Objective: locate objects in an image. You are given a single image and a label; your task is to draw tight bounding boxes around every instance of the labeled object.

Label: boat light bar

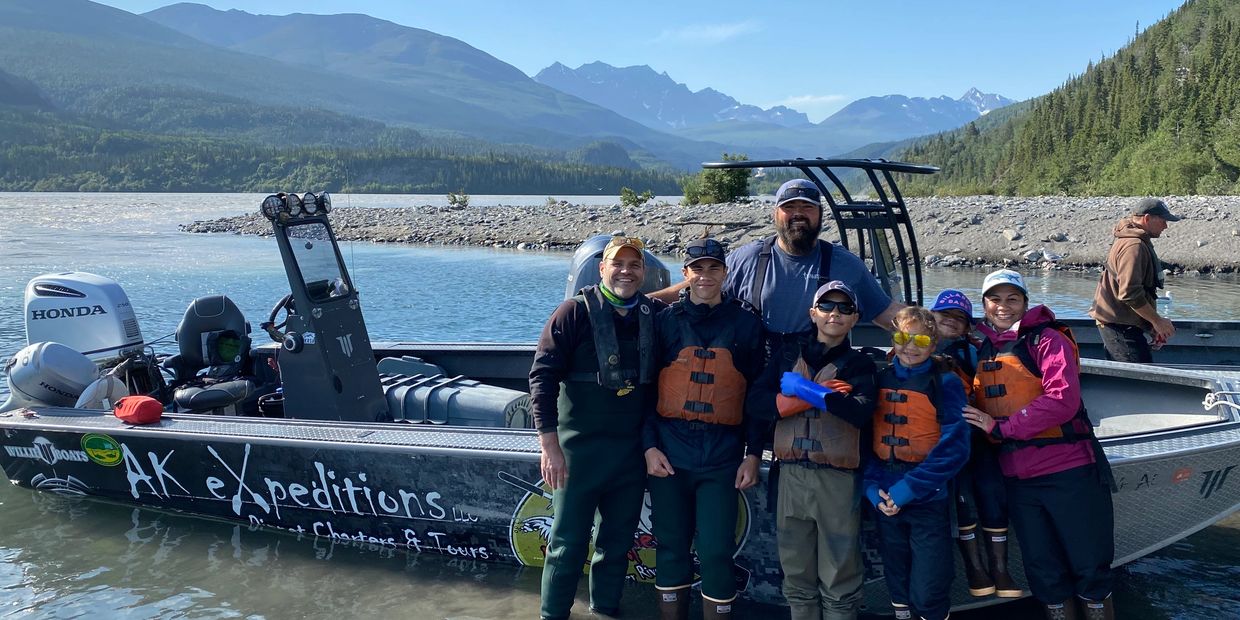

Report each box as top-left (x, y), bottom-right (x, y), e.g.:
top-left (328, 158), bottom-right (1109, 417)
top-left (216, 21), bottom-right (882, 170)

top-left (259, 191), bottom-right (334, 221)
top-left (303, 192), bottom-right (319, 215)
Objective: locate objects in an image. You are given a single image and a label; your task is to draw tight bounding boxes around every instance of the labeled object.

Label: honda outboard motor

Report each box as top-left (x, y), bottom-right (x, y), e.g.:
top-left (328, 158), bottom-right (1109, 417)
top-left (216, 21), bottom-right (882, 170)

top-left (564, 234), bottom-right (671, 300)
top-left (24, 272), bottom-right (144, 365)
top-left (1, 342), bottom-right (100, 412)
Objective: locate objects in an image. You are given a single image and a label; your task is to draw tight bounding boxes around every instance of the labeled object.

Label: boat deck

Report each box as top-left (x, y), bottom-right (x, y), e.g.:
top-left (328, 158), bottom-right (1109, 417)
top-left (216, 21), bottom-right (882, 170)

top-left (0, 408), bottom-right (542, 455)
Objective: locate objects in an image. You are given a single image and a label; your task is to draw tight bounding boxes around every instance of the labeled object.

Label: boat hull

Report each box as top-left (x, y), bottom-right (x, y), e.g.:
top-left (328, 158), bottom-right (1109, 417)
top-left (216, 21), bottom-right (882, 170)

top-left (4, 372), bottom-right (1240, 612)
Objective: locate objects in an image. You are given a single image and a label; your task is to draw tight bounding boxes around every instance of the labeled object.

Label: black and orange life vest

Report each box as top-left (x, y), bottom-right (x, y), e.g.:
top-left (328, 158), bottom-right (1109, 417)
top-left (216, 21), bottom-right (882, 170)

top-left (773, 348), bottom-right (865, 468)
top-left (656, 317), bottom-right (746, 425)
top-left (973, 321), bottom-right (1093, 450)
top-left (872, 364), bottom-right (945, 464)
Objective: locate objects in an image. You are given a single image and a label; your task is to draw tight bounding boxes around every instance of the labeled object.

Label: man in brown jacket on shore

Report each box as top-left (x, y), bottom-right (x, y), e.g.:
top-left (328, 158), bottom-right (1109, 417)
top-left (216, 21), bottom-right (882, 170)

top-left (1089, 198), bottom-right (1181, 362)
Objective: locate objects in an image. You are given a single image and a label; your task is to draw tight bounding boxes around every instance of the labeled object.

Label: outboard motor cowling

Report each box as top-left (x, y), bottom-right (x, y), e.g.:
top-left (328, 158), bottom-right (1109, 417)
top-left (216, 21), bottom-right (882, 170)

top-left (1, 342), bottom-right (100, 412)
top-left (24, 272), bottom-right (144, 365)
top-left (564, 234), bottom-right (671, 300)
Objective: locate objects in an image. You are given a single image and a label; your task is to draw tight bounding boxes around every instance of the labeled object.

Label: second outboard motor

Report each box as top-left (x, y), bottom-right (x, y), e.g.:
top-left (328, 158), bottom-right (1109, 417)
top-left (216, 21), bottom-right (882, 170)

top-left (1, 342), bottom-right (100, 412)
top-left (564, 234), bottom-right (671, 300)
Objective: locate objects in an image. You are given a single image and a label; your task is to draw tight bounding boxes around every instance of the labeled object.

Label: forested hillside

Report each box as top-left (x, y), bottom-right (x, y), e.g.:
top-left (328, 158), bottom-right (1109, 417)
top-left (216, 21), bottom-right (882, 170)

top-left (900, 0), bottom-right (1240, 196)
top-left (0, 107), bottom-right (681, 193)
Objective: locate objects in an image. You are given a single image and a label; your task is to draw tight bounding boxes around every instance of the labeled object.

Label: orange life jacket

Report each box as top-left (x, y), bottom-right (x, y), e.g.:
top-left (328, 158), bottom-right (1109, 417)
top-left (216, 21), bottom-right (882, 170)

top-left (773, 350), bottom-right (863, 469)
top-left (973, 321), bottom-right (1092, 449)
top-left (872, 365), bottom-right (944, 464)
top-left (937, 338), bottom-right (978, 401)
top-left (656, 321), bottom-right (746, 425)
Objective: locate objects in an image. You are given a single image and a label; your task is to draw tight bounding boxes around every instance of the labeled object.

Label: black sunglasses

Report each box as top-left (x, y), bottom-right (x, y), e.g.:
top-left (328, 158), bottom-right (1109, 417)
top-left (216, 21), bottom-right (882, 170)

top-left (685, 240), bottom-right (725, 259)
top-left (815, 300), bottom-right (857, 315)
top-left (778, 186), bottom-right (822, 203)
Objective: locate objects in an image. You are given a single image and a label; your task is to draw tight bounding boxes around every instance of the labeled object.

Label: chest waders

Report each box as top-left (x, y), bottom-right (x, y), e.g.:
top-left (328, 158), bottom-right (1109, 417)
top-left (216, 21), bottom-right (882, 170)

top-left (541, 286), bottom-right (653, 620)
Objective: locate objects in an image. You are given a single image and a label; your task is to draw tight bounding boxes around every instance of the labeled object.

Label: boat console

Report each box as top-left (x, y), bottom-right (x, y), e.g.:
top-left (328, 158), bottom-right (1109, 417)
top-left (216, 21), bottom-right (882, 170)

top-left (258, 192), bottom-right (388, 423)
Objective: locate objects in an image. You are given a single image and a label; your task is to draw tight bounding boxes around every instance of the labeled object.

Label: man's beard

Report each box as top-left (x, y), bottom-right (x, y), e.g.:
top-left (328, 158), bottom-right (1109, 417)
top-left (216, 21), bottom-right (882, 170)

top-left (776, 217), bottom-right (821, 254)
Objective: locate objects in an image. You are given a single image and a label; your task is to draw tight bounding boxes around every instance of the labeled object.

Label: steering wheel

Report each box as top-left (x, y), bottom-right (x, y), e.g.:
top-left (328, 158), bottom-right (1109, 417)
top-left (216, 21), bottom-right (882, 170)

top-left (260, 293), bottom-right (295, 342)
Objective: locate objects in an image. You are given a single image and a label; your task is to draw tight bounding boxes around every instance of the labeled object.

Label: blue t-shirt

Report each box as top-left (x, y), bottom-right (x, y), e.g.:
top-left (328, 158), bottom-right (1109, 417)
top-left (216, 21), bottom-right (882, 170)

top-left (724, 238), bottom-right (891, 333)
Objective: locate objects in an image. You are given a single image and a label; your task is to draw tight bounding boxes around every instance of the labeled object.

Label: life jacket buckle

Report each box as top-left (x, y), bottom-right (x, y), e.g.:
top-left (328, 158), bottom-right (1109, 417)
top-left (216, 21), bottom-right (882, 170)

top-left (792, 438), bottom-right (823, 451)
top-left (689, 371), bottom-right (715, 385)
top-left (693, 349), bottom-right (716, 359)
top-left (981, 361), bottom-right (1003, 372)
top-left (684, 400), bottom-right (714, 414)
top-left (885, 392), bottom-right (909, 403)
top-left (883, 413), bottom-right (908, 425)
top-left (881, 436), bottom-right (910, 447)
top-left (985, 384), bottom-right (1007, 398)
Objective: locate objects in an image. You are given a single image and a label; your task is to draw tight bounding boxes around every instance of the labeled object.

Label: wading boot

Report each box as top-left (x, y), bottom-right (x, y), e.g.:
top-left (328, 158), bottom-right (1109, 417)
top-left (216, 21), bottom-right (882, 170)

top-left (657, 586), bottom-right (690, 620)
top-left (892, 603), bottom-right (913, 620)
top-left (957, 527), bottom-right (996, 596)
top-left (1044, 601), bottom-right (1081, 620)
top-left (702, 594), bottom-right (734, 619)
top-left (985, 529), bottom-right (1023, 597)
top-left (1080, 596), bottom-right (1115, 620)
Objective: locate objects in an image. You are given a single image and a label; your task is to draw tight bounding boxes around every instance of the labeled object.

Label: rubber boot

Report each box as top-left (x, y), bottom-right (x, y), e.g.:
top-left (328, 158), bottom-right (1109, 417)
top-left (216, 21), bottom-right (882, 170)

top-left (985, 529), bottom-right (1022, 597)
top-left (1079, 596), bottom-right (1115, 620)
top-left (702, 594), bottom-right (734, 619)
top-left (1044, 601), bottom-right (1081, 620)
top-left (957, 527), bottom-right (996, 596)
top-left (657, 586), bottom-right (691, 620)
top-left (892, 603), bottom-right (913, 620)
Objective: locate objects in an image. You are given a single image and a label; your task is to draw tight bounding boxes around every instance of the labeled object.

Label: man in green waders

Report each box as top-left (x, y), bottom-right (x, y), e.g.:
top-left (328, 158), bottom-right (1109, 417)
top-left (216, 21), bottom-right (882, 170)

top-left (530, 236), bottom-right (664, 620)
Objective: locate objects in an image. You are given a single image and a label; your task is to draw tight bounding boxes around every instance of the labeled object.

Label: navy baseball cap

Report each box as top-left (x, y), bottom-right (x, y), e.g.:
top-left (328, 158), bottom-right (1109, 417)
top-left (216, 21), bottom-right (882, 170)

top-left (775, 179), bottom-right (822, 209)
top-left (683, 238), bottom-right (726, 267)
top-left (814, 280), bottom-right (858, 307)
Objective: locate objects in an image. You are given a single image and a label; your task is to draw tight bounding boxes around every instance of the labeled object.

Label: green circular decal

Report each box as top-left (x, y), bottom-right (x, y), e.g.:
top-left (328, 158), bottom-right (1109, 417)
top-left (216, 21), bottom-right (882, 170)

top-left (81, 433), bottom-right (122, 466)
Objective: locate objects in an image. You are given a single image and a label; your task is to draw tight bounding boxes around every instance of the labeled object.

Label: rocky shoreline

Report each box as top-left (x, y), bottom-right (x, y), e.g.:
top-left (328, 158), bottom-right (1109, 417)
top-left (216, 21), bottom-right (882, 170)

top-left (182, 196), bottom-right (1240, 273)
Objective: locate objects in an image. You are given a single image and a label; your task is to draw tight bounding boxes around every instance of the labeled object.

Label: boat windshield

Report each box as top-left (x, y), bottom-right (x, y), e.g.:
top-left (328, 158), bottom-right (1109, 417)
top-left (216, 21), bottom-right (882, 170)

top-left (287, 221), bottom-right (350, 303)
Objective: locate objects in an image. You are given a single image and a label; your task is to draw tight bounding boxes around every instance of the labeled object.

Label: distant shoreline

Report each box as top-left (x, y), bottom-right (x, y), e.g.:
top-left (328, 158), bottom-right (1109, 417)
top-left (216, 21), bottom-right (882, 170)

top-left (182, 196), bottom-right (1240, 273)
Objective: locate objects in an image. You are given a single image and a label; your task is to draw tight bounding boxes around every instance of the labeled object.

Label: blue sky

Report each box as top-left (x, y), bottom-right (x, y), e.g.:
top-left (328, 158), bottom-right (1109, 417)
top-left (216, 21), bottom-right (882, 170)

top-left (98, 0), bottom-right (1186, 122)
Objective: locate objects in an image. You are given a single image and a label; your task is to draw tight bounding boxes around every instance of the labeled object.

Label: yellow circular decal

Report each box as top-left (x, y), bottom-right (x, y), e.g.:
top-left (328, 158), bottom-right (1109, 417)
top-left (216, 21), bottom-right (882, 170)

top-left (507, 474), bottom-right (750, 584)
top-left (81, 433), bottom-right (122, 466)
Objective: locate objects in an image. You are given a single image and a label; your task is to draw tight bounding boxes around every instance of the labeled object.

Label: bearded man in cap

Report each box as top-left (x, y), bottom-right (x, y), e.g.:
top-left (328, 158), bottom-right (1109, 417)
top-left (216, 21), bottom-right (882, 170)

top-left (1089, 197), bottom-right (1182, 363)
top-left (652, 179), bottom-right (902, 359)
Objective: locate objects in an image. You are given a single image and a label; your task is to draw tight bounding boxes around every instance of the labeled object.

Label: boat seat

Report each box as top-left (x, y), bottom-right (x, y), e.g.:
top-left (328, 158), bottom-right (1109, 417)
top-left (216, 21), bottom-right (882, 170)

top-left (163, 295), bottom-right (258, 415)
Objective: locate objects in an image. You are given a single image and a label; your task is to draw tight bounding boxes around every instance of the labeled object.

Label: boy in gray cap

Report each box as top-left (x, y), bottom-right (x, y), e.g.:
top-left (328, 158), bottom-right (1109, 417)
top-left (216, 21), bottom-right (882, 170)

top-left (1089, 197), bottom-right (1181, 362)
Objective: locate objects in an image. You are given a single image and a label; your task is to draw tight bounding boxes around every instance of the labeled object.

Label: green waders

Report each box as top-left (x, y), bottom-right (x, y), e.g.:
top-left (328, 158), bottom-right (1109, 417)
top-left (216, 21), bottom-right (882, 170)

top-left (539, 380), bottom-right (646, 619)
top-left (777, 464), bottom-right (864, 620)
top-left (648, 464), bottom-right (739, 600)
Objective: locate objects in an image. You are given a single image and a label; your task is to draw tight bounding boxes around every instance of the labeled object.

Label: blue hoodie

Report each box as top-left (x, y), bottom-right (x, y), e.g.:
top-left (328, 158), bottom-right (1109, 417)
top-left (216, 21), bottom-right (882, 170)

top-left (864, 357), bottom-right (971, 509)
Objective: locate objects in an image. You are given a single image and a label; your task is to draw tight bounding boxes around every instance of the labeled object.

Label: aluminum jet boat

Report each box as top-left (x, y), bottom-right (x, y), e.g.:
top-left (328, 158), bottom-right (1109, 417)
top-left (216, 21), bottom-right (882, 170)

top-left (2, 160), bottom-right (1239, 613)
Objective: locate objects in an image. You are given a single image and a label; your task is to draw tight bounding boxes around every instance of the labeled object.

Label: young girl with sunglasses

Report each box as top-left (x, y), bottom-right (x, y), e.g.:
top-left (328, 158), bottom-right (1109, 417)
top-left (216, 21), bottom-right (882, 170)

top-left (864, 306), bottom-right (971, 620)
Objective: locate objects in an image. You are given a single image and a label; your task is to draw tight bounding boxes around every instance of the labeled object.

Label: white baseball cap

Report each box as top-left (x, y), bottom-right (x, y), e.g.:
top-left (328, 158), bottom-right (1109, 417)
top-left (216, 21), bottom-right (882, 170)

top-left (982, 269), bottom-right (1027, 296)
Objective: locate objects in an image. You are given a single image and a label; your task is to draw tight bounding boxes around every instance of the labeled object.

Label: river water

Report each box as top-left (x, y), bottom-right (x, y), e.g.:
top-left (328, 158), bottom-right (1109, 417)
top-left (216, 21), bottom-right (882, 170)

top-left (0, 193), bottom-right (1237, 619)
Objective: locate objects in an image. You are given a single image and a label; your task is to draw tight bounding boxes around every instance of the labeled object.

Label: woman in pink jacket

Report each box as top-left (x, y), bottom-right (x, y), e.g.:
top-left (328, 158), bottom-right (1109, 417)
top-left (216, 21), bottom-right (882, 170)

top-left (962, 269), bottom-right (1116, 620)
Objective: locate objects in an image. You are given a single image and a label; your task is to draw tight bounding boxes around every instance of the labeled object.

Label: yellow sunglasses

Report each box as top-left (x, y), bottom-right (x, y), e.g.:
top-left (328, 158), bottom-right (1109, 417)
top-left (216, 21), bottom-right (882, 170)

top-left (892, 331), bottom-right (933, 348)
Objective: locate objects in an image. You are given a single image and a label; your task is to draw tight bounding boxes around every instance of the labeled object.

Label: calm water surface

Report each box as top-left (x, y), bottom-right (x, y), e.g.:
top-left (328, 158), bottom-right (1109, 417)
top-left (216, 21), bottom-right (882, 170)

top-left (1, 193), bottom-right (1238, 619)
